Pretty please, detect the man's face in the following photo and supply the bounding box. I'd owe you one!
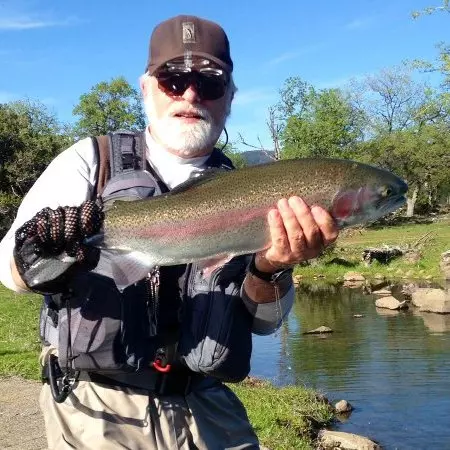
[141,64,232,158]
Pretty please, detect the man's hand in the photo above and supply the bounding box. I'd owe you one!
[256,196,339,273]
[13,200,104,292]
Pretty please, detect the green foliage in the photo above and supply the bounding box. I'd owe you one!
[217,139,248,168]
[0,100,72,236]
[73,76,146,138]
[230,380,334,449]
[280,85,363,159]
[359,125,450,213]
[293,219,450,281]
[0,285,42,380]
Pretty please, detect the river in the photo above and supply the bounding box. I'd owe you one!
[250,281,450,450]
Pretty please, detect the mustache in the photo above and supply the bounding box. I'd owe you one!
[167,104,212,121]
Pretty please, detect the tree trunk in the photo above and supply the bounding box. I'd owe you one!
[406,186,419,217]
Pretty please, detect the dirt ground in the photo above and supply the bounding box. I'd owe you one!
[0,377,46,450]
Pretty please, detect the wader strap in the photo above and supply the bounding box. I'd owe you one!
[92,131,146,198]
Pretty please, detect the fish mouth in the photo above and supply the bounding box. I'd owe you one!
[377,194,406,216]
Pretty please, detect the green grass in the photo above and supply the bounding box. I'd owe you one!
[229,378,334,450]
[0,285,336,449]
[295,218,450,282]
[0,287,41,379]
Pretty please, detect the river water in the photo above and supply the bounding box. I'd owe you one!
[250,281,450,450]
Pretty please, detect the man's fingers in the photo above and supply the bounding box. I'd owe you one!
[268,208,289,254]
[311,206,339,246]
[277,198,307,255]
[287,197,321,251]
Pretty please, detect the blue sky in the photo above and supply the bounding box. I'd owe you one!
[0,0,448,151]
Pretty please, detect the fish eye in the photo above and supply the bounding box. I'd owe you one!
[379,186,393,197]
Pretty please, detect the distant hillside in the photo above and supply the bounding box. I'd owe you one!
[241,150,276,166]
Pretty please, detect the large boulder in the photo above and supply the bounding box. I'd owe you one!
[375,296,408,310]
[411,288,450,314]
[414,310,450,333]
[318,430,381,450]
[372,287,392,297]
[344,272,365,281]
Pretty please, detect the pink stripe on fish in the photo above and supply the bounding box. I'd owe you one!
[112,205,270,240]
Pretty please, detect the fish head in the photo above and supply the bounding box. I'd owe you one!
[331,168,408,228]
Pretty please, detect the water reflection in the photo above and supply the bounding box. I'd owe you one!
[250,281,450,450]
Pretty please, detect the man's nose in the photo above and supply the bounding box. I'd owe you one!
[182,84,201,103]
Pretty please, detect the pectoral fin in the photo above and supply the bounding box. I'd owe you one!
[93,249,154,291]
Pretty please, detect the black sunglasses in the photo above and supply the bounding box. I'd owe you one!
[155,68,229,101]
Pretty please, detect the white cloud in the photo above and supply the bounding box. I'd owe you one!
[233,88,277,106]
[267,44,324,66]
[268,51,302,66]
[345,17,376,31]
[0,16,81,31]
[315,73,367,89]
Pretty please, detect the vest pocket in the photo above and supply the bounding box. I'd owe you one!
[56,273,154,372]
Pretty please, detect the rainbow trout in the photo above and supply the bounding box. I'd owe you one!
[90,157,407,289]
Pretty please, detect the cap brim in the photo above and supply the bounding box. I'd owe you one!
[148,51,232,75]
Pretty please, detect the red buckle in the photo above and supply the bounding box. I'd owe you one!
[152,359,171,373]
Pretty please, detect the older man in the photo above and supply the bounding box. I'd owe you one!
[0,15,338,450]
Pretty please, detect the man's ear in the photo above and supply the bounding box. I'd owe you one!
[139,74,149,97]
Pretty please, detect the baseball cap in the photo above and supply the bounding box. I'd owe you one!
[146,15,233,75]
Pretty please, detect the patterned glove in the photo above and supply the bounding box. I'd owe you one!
[14,200,104,292]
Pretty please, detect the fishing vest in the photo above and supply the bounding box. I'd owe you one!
[39,130,253,383]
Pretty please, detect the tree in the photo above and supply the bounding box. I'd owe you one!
[359,126,450,216]
[0,100,71,235]
[218,140,247,169]
[412,1,450,18]
[351,67,436,136]
[281,87,363,159]
[73,77,146,138]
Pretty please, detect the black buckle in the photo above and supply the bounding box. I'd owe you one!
[46,354,79,403]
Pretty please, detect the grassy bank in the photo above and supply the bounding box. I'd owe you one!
[0,285,334,449]
[0,287,41,379]
[230,379,333,449]
[294,218,450,282]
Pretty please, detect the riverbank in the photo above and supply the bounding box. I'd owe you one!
[293,217,450,282]
[0,286,334,449]
[1,218,448,449]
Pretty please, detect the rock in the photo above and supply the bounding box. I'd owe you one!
[375,296,408,310]
[334,399,353,413]
[440,250,450,279]
[293,274,303,285]
[373,273,385,280]
[362,246,403,264]
[318,430,381,450]
[401,283,419,299]
[303,326,333,335]
[343,280,365,289]
[372,288,392,296]
[415,311,450,333]
[403,250,422,264]
[411,288,450,313]
[344,272,365,281]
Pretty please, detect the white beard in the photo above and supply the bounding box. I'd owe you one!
[144,95,227,158]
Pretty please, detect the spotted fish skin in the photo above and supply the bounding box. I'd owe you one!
[86,157,407,289]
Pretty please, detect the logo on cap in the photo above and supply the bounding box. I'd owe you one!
[182,22,196,43]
